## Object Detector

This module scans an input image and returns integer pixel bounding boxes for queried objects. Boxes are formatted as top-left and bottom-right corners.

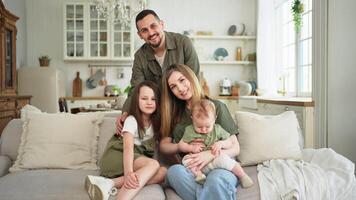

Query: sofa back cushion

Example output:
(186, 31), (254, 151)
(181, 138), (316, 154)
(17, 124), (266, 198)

(0, 116), (118, 167)
(0, 119), (23, 161)
(98, 117), (117, 160)
(236, 111), (302, 166)
(9, 105), (103, 172)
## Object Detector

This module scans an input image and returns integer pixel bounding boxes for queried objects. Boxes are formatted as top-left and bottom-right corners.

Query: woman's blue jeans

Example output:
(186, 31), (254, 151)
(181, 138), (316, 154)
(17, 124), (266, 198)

(167, 164), (238, 200)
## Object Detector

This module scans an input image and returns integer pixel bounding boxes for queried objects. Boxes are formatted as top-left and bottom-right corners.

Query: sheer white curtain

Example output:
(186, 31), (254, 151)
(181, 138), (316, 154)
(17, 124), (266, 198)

(257, 0), (280, 96)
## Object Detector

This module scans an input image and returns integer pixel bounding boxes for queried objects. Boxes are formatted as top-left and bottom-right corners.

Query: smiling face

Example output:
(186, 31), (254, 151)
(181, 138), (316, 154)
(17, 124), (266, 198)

(137, 14), (165, 48)
(167, 71), (193, 101)
(138, 86), (157, 116)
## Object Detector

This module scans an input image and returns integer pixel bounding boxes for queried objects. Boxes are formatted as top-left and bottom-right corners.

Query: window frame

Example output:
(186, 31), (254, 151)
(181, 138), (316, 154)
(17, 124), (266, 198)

(275, 0), (313, 97)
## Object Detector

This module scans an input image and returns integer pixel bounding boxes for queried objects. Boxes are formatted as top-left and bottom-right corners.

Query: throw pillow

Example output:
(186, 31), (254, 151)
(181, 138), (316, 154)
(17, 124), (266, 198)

(235, 111), (302, 166)
(10, 105), (103, 172)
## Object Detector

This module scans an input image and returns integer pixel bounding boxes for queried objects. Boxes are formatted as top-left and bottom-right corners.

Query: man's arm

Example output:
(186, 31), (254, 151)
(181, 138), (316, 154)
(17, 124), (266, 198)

(122, 53), (146, 113)
(182, 36), (200, 76)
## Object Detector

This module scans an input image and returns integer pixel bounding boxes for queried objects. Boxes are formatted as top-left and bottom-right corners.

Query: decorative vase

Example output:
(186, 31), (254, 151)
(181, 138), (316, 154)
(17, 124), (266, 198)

(39, 59), (50, 67)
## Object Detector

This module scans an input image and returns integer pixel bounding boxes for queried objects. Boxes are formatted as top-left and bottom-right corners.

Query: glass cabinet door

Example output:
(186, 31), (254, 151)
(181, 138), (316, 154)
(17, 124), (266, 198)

(89, 5), (108, 58)
(65, 4), (84, 58)
(5, 29), (13, 88)
(63, 2), (134, 60)
(113, 21), (131, 58)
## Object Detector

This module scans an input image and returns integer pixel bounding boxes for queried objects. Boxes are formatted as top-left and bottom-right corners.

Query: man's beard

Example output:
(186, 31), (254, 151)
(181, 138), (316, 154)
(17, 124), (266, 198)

(148, 34), (162, 48)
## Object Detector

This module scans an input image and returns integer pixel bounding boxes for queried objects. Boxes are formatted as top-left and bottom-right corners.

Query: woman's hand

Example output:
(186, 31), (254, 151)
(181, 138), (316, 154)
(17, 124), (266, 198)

(123, 171), (139, 189)
(184, 150), (215, 171)
(190, 143), (204, 153)
(116, 112), (128, 136)
(211, 141), (223, 156)
(190, 138), (205, 146)
(189, 138), (206, 153)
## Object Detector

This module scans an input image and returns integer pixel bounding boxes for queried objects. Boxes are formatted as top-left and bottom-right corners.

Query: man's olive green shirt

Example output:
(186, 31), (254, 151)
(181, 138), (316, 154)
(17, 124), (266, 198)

(122, 31), (200, 112)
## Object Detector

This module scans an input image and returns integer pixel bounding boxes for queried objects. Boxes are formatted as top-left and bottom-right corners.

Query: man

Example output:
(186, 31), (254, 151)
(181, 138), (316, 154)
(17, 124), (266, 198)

(117, 9), (200, 132)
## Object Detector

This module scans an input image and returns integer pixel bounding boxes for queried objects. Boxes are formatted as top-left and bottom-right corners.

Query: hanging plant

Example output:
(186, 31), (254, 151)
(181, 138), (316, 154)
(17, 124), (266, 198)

(291, 0), (304, 33)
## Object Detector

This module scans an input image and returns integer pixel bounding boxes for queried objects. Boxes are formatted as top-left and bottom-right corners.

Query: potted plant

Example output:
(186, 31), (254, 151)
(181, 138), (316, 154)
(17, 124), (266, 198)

(291, 0), (304, 33)
(114, 85), (132, 110)
(38, 55), (51, 67)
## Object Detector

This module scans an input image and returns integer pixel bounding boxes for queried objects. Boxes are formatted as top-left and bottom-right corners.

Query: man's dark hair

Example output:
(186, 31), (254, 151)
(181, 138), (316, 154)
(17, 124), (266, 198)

(135, 9), (160, 30)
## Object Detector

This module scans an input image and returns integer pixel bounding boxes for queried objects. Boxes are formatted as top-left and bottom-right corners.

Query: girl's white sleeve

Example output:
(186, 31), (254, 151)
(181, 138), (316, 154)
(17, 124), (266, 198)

(122, 115), (138, 136)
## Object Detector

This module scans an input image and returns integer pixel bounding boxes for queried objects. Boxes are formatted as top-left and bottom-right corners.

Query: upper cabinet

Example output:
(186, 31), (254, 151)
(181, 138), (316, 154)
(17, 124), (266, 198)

(63, 2), (134, 61)
(65, 4), (84, 58)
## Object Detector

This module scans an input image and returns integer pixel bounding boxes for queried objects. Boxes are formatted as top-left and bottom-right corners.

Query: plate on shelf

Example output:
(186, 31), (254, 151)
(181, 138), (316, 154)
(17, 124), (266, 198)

(227, 25), (236, 35)
(213, 48), (229, 61)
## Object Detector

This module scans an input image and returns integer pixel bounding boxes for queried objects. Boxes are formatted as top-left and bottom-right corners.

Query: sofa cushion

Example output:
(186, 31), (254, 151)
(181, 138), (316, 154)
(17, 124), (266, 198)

(0, 119), (23, 161)
(236, 111), (302, 166)
(0, 169), (165, 200)
(98, 117), (117, 160)
(10, 105), (103, 172)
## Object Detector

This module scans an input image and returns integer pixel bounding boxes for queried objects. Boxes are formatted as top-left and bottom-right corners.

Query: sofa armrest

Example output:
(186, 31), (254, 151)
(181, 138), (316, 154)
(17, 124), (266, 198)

(0, 155), (11, 177)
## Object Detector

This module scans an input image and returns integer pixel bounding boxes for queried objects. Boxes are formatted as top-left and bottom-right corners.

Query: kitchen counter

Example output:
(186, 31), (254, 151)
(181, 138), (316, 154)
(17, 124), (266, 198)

(60, 96), (118, 102)
(216, 95), (314, 108)
(59, 96), (122, 114)
(238, 96), (314, 107)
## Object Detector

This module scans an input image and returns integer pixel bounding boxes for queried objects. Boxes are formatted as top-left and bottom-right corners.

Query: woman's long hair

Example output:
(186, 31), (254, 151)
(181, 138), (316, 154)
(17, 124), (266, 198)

(128, 81), (161, 141)
(161, 64), (205, 138)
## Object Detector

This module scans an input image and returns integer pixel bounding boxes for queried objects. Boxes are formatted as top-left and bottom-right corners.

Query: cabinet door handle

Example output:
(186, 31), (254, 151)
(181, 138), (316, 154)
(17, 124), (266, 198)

(285, 107), (289, 111)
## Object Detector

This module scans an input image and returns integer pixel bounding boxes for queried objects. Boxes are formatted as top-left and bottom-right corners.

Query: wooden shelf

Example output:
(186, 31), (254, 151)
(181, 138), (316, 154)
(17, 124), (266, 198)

(60, 96), (118, 101)
(200, 61), (255, 65)
(215, 96), (239, 100)
(189, 35), (256, 40)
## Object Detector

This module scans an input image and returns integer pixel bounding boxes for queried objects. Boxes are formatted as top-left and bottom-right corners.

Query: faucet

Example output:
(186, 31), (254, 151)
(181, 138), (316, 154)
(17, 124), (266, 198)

(277, 76), (287, 96)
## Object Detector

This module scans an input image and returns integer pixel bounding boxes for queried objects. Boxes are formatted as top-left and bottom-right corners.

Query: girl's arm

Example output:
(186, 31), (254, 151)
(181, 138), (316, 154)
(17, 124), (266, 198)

(178, 140), (192, 152)
(159, 137), (179, 154)
(123, 132), (139, 189)
(123, 132), (135, 174)
(178, 139), (203, 153)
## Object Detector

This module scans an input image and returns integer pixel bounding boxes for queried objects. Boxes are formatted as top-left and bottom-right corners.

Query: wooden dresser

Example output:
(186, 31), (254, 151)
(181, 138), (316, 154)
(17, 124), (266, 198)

(0, 2), (31, 136)
(0, 96), (31, 136)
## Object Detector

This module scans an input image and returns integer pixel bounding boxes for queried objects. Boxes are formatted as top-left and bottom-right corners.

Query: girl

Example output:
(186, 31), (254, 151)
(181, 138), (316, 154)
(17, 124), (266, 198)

(86, 81), (166, 200)
(160, 64), (240, 200)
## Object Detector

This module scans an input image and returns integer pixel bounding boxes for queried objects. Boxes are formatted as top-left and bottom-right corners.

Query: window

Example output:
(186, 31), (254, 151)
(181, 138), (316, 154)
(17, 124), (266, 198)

(275, 0), (312, 97)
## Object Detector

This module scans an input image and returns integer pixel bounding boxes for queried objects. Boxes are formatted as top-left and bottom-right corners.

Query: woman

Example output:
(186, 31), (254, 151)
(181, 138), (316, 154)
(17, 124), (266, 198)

(160, 64), (240, 200)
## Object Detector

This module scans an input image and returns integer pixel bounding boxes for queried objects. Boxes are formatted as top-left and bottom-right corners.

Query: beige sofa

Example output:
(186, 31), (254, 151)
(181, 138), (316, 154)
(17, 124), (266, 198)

(0, 117), (260, 200)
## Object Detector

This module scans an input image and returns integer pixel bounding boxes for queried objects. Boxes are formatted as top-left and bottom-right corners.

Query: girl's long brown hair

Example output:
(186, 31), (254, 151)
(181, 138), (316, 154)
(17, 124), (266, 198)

(128, 81), (161, 141)
(160, 64), (205, 139)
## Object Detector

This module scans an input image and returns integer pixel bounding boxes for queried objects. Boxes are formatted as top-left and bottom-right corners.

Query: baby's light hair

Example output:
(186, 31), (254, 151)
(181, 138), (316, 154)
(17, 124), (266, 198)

(191, 99), (216, 119)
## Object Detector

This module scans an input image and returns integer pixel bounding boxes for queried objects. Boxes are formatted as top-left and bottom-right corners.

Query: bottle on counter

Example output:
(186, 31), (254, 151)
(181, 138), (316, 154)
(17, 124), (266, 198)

(72, 71), (82, 97)
(236, 47), (242, 61)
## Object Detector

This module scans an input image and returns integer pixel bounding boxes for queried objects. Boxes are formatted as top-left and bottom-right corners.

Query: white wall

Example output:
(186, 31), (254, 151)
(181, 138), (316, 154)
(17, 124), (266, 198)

(3, 0), (26, 69)
(150, 0), (257, 95)
(327, 0), (356, 164)
(7, 0), (256, 97)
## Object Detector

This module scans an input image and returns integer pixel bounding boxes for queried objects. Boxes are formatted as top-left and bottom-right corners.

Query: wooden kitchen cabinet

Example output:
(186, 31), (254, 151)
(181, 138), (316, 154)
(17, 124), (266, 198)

(0, 2), (31, 136)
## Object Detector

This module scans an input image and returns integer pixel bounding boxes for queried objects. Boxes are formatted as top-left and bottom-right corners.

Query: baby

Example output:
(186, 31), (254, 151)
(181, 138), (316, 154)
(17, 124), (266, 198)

(178, 99), (253, 188)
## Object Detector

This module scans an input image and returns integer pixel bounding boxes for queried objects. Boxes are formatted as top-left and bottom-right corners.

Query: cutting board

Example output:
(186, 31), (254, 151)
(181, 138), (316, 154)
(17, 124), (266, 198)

(72, 72), (82, 97)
